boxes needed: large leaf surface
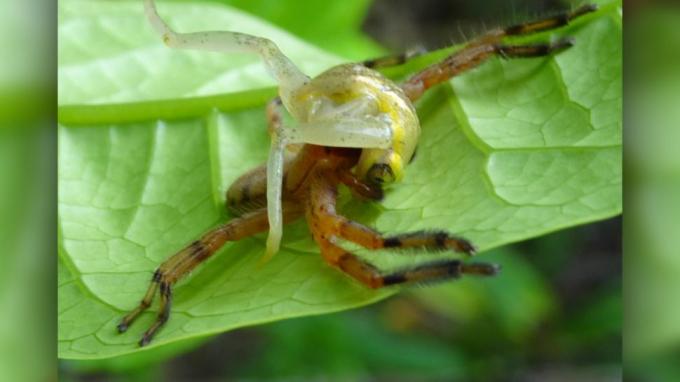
[58,0,622,358]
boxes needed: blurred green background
[0,0,55,381]
[625,2,680,381]
[55,0,622,380]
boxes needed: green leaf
[58,0,621,358]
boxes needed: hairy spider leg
[313,171,477,255]
[305,166,497,288]
[117,206,305,346]
[401,4,598,100]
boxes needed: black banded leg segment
[380,259,499,286]
[497,38,574,59]
[323,211,477,255]
[382,230,477,255]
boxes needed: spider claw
[117,322,129,333]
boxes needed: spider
[118,0,598,346]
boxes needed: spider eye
[367,163,395,185]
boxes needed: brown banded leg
[118,206,301,346]
[334,213,477,255]
[305,171,497,287]
[304,167,493,286]
[312,169,476,255]
[339,250,498,288]
[402,4,598,100]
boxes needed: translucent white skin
[144,0,394,260]
[143,0,308,99]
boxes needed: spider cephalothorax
[118,0,597,346]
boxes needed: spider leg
[144,0,309,100]
[311,169,476,255]
[306,167,496,288]
[118,206,302,346]
[316,234,496,289]
[401,4,597,101]
[361,4,596,71]
[339,221,478,255]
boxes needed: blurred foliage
[625,3,680,381]
[0,128,55,382]
[0,0,55,381]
